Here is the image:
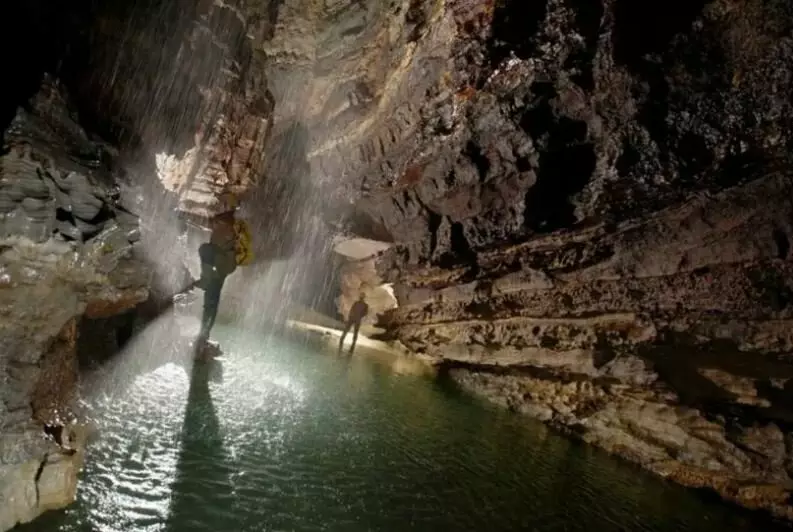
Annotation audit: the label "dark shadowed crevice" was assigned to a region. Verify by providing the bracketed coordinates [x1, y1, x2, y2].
[637, 70, 671, 166]
[488, 0, 549, 66]
[428, 210, 443, 257]
[716, 146, 769, 188]
[676, 131, 715, 181]
[450, 222, 474, 259]
[772, 229, 790, 260]
[524, 142, 596, 232]
[464, 141, 491, 182]
[746, 266, 793, 312]
[611, 0, 708, 173]
[518, 82, 557, 141]
[520, 102, 554, 142]
[438, 222, 477, 268]
[33, 457, 48, 506]
[564, 0, 605, 91]
[518, 80, 595, 232]
[612, 0, 709, 71]
[547, 116, 589, 150]
[516, 156, 532, 172]
[615, 138, 641, 177]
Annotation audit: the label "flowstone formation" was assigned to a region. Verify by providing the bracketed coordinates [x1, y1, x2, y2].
[0, 78, 149, 530]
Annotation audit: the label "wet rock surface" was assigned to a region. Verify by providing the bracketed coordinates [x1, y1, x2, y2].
[382, 171, 793, 519]
[62, 0, 276, 219]
[3, 0, 793, 525]
[324, 0, 793, 521]
[0, 81, 149, 530]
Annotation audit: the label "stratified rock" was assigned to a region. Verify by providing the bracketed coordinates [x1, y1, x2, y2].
[292, 0, 792, 521]
[62, 173, 104, 222]
[69, 0, 276, 218]
[1, 77, 141, 246]
[0, 79, 150, 531]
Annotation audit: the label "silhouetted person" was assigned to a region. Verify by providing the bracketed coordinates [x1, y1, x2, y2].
[196, 212, 238, 345]
[339, 292, 369, 355]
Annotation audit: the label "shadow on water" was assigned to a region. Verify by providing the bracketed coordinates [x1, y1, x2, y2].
[164, 358, 232, 532]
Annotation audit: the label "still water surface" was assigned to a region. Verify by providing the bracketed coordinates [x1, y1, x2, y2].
[23, 325, 782, 531]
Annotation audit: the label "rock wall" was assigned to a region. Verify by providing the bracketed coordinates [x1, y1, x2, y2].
[63, 0, 277, 218]
[3, 0, 793, 524]
[336, 256, 398, 327]
[382, 173, 793, 517]
[342, 0, 793, 259]
[349, 0, 793, 519]
[0, 80, 149, 530]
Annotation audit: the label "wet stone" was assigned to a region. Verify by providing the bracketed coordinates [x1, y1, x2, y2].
[43, 181, 72, 211]
[20, 197, 54, 218]
[74, 217, 102, 236]
[0, 428, 56, 465]
[0, 182, 24, 203]
[47, 169, 72, 193]
[17, 176, 51, 200]
[62, 173, 89, 194]
[0, 192, 16, 214]
[123, 226, 141, 243]
[55, 221, 82, 242]
[69, 192, 103, 222]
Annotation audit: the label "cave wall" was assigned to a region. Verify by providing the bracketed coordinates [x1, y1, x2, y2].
[340, 0, 793, 262]
[59, 0, 277, 218]
[0, 79, 150, 528]
[327, 0, 793, 519]
[2, 0, 793, 524]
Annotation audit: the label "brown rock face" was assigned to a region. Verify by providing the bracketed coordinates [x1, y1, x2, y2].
[319, 0, 793, 520]
[31, 319, 79, 426]
[66, 0, 276, 217]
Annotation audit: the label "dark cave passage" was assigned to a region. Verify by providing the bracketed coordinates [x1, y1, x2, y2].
[612, 0, 709, 70]
[524, 142, 596, 231]
[488, 0, 549, 66]
[519, 82, 596, 232]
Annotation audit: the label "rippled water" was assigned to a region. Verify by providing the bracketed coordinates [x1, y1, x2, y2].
[21, 324, 783, 532]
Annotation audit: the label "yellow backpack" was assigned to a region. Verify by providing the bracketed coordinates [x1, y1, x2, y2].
[233, 219, 253, 266]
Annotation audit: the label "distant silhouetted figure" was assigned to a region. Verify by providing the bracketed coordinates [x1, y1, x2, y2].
[339, 293, 369, 355]
[196, 212, 238, 345]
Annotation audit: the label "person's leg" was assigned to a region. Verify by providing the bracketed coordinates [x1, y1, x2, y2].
[349, 321, 361, 355]
[338, 321, 352, 352]
[198, 278, 224, 342]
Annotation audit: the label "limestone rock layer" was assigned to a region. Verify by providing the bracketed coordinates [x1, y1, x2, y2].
[0, 80, 149, 530]
[359, 0, 793, 519]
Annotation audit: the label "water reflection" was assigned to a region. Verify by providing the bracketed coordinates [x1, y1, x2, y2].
[19, 327, 790, 532]
[165, 360, 232, 532]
